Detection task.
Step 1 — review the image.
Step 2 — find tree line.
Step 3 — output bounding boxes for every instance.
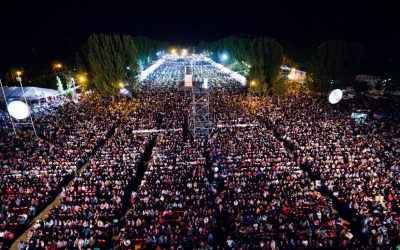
[75,34,167,95]
[198,35,400,94]
[1,34,398,95]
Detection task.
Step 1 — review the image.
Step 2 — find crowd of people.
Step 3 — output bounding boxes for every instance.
[244,93,400,247]
[1,56,399,249]
[23,102,150,249]
[207,92,355,249]
[192,61,244,90]
[118,131,214,249]
[1,94,120,249]
[140,58,185,88]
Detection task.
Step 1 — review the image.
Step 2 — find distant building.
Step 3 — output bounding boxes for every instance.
[356,75,381,85]
[281,65,307,84]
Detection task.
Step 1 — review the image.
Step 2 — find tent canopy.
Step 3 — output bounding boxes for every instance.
[1,87,59,100]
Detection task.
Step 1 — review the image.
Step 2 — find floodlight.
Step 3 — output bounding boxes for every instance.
[328,89,343,104]
[120,88,130,95]
[203,78,209,89]
[7,101,30,120]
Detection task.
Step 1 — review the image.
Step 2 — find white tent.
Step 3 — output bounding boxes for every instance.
[0,87,59,100]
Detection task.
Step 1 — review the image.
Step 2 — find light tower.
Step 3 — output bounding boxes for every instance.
[189,78,213,139]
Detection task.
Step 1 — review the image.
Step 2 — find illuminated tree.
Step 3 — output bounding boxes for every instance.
[56,76,64,93]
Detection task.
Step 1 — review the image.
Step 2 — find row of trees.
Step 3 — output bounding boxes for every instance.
[309,40,364,92]
[75,34,167,95]
[2,34,398,95]
[199,36,400,94]
[199,35,284,92]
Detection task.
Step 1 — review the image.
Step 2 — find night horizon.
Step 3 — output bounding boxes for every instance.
[1,0,399,80]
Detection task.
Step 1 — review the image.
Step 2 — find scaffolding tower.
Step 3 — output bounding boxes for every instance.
[188,82,213,139]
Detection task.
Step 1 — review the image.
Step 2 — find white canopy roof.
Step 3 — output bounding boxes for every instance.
[1,86,59,100]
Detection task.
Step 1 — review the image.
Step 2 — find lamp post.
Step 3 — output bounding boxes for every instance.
[53,63,62,74]
[70,77,77,102]
[15,73,38,137]
[0,78,17,134]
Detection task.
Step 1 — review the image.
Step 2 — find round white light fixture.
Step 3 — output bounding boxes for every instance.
[328,89,343,104]
[7,101,30,120]
[119,88,130,95]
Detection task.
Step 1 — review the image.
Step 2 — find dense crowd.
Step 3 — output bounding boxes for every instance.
[1,94,119,249]
[24,109,149,249]
[118,132,214,249]
[246,94,400,248]
[207,93,355,249]
[1,57,399,249]
[192,61,244,90]
[140,58,185,88]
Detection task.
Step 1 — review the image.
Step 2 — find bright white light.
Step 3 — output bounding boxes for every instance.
[7,101,30,120]
[119,88,130,95]
[182,49,188,56]
[126,66,131,70]
[328,89,343,104]
[221,53,228,61]
[203,78,209,89]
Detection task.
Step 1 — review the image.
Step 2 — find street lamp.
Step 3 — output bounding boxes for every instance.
[182,49,188,57]
[78,76,86,84]
[221,53,229,61]
[251,80,256,87]
[12,73,38,137]
[118,82,124,88]
[53,63,63,74]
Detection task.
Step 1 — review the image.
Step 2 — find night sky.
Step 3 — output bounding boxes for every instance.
[0,0,398,74]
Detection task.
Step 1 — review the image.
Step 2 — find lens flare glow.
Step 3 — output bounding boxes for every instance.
[7,101,30,120]
[328,89,343,104]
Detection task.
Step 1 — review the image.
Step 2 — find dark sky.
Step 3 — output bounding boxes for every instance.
[0,0,398,75]
[0,0,398,43]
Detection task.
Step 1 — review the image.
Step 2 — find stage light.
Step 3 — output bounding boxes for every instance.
[119,88,130,95]
[54,63,62,69]
[221,53,229,61]
[76,74,88,84]
[203,78,209,89]
[7,101,30,120]
[328,89,343,104]
[182,49,188,56]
